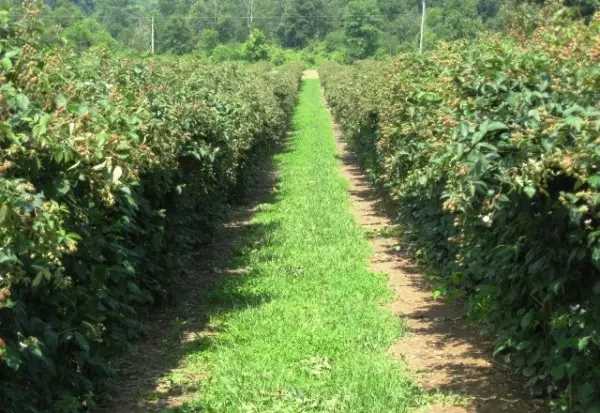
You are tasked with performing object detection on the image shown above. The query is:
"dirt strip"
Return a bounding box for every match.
[302,69,319,80]
[330,112,547,412]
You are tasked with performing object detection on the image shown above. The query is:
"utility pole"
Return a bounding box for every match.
[151,16,155,54]
[419,0,426,54]
[249,0,254,33]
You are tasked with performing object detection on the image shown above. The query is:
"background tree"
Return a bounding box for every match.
[160,15,194,55]
[276,0,330,48]
[63,17,117,50]
[42,0,84,29]
[243,28,270,61]
[433,0,483,39]
[478,0,503,21]
[20,0,593,57]
[44,0,94,13]
[198,28,220,54]
[94,0,143,45]
[211,43,241,62]
[344,0,382,60]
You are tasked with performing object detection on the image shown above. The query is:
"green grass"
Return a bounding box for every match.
[169,79,425,412]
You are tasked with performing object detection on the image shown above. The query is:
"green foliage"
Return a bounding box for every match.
[159,15,194,55]
[344,0,382,60]
[0,7,303,412]
[42,0,85,29]
[270,47,287,66]
[429,0,483,40]
[62,17,117,51]
[33,0,545,57]
[92,0,143,45]
[210,43,241,62]
[322,8,600,412]
[242,28,270,62]
[276,0,330,48]
[197,29,219,54]
[324,29,346,53]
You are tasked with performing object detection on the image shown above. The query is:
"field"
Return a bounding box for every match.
[1,2,600,413]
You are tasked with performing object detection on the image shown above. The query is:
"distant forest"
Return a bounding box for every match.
[1,0,598,59]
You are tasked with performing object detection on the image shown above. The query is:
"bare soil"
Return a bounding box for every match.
[330,110,548,413]
[302,69,319,80]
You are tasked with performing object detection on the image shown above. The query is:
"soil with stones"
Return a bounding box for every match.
[94,154,279,412]
[329,108,548,412]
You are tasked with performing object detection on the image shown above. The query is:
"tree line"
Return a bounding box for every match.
[2,0,598,63]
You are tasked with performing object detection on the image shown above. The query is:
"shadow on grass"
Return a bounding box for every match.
[94,145,285,413]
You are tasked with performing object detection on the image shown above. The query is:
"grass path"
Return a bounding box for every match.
[171,79,424,412]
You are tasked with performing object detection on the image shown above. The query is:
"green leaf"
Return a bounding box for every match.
[522,366,535,377]
[66,232,82,241]
[0,203,8,224]
[44,328,59,350]
[485,121,509,133]
[578,336,591,351]
[29,344,43,358]
[550,280,563,294]
[126,281,143,295]
[16,94,30,111]
[476,142,497,152]
[5,347,22,370]
[67,160,81,171]
[15,233,31,254]
[460,122,469,138]
[496,194,510,203]
[32,272,44,288]
[588,175,600,188]
[54,94,68,107]
[0,251,17,264]
[3,50,18,59]
[565,116,583,131]
[55,179,70,197]
[528,109,541,122]
[82,321,97,336]
[551,365,565,380]
[1,56,12,71]
[92,161,107,171]
[523,186,536,198]
[74,332,90,352]
[112,166,123,183]
[521,312,536,329]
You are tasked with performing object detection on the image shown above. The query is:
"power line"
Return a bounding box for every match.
[39,13,422,21]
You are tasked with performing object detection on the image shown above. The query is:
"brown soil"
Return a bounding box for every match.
[329,107,548,412]
[94,155,279,412]
[302,69,319,80]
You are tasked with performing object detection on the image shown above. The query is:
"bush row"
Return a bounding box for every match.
[321,8,600,412]
[0,9,303,413]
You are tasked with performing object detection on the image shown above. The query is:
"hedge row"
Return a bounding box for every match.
[0,8,303,413]
[321,9,600,412]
